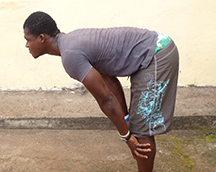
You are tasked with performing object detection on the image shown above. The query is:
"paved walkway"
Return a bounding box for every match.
[0,129,215,172]
[0,86,215,171]
[0,87,216,130]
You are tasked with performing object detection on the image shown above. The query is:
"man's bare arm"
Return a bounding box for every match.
[82,67,151,159]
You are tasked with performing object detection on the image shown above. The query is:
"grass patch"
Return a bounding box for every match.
[156,131,216,171]
[157,134,195,172]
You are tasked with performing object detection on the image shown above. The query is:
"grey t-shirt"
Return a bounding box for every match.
[57,27,158,82]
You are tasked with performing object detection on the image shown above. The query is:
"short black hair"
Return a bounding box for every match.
[23,11,60,37]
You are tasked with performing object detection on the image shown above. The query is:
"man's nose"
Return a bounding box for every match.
[25,42,29,48]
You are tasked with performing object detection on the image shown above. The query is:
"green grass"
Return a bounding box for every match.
[156,131,216,172]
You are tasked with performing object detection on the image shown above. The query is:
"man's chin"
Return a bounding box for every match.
[31,53,40,59]
[30,51,44,59]
[33,56,40,59]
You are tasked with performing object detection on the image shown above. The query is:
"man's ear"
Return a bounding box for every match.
[38,34,45,43]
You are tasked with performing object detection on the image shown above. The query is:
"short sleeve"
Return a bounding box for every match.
[61,50,92,82]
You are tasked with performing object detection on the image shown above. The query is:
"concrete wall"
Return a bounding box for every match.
[0,0,216,89]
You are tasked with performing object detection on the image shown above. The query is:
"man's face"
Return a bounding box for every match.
[24,28,44,58]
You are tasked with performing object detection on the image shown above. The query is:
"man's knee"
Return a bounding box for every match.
[137,136,155,146]
[136,136,156,172]
[137,136,156,157]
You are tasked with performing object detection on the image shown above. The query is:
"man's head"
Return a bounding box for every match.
[23,11,60,58]
[23,11,60,38]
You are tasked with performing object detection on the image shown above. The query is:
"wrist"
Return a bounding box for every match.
[118,130,131,142]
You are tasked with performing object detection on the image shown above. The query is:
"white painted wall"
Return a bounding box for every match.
[0,0,216,89]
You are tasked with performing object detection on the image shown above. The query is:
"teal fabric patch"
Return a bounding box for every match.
[154,34,171,54]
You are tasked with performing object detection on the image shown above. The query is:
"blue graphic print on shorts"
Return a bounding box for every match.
[136,73,170,135]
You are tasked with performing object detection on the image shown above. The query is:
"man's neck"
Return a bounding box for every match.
[44,34,61,56]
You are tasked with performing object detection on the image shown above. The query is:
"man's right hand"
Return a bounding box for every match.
[126,134,151,160]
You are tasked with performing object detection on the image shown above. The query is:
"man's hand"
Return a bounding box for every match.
[126,134,151,160]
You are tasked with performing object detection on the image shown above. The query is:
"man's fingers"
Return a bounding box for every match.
[138,143,151,147]
[127,134,151,159]
[136,147,151,153]
[134,150,149,159]
[132,153,137,160]
[134,147,151,159]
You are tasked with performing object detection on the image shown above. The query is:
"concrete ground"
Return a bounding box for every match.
[0,129,215,172]
[0,86,216,171]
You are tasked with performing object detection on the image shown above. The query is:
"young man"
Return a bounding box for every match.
[23,11,179,172]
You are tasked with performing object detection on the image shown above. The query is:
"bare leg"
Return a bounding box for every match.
[102,75,128,115]
[136,136,156,172]
[102,75,155,171]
